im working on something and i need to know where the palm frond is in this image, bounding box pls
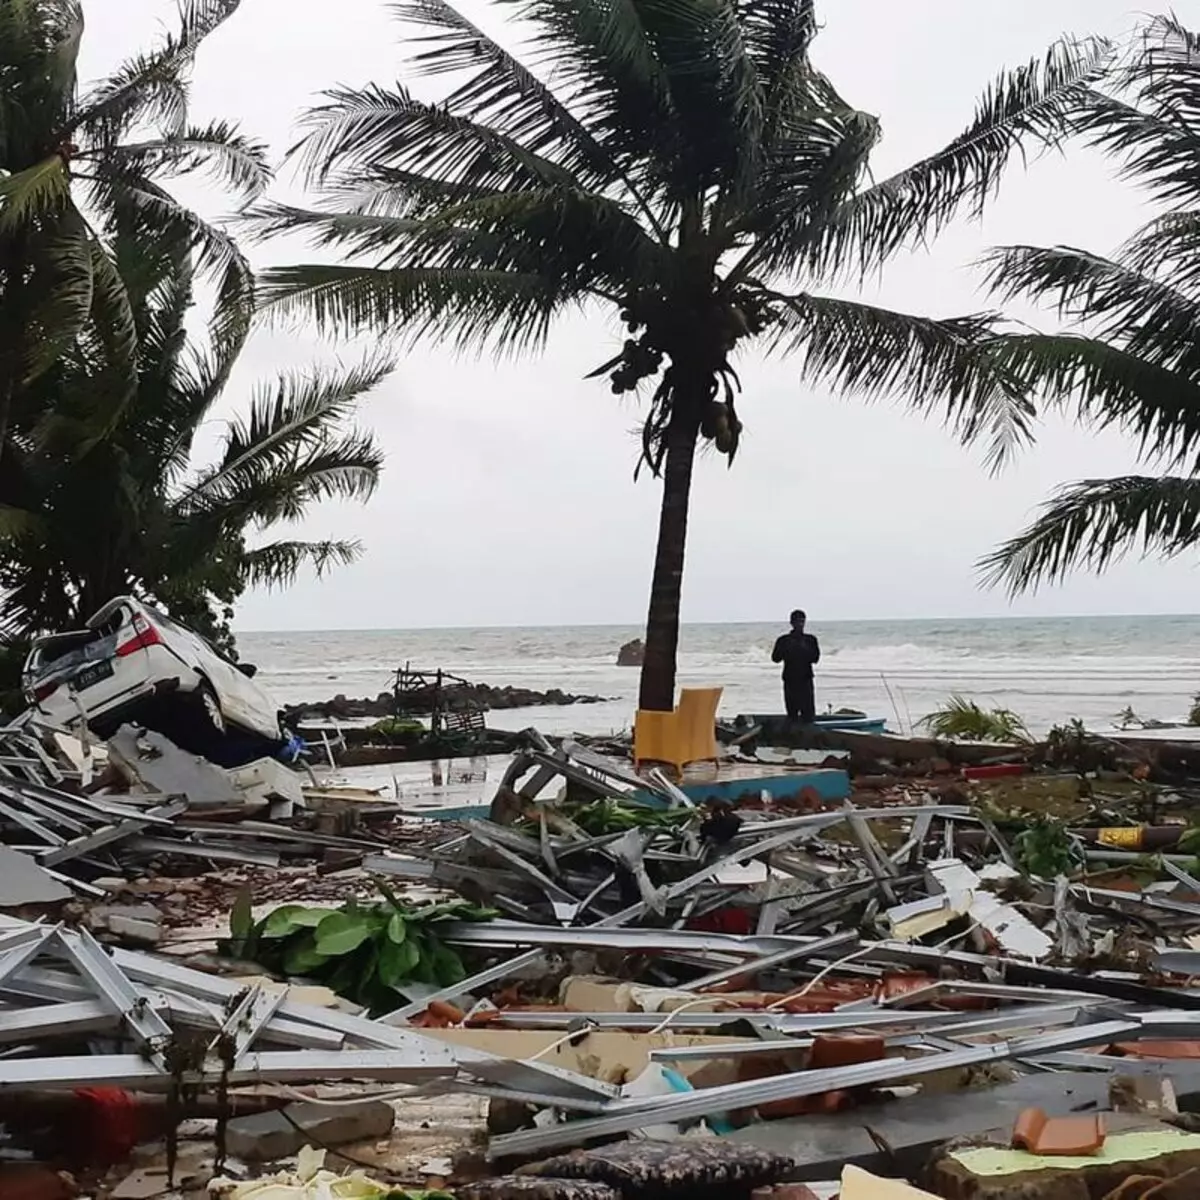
[734,105,880,279]
[741,0,817,106]
[76,0,243,141]
[182,435,383,529]
[44,0,84,96]
[84,169,254,341]
[1122,210,1200,298]
[391,0,628,192]
[1073,90,1200,210]
[91,123,272,201]
[981,243,1200,381]
[802,36,1114,278]
[316,165,503,220]
[60,239,140,446]
[179,354,393,512]
[519,0,681,186]
[987,331,1200,472]
[980,475,1200,594]
[257,263,583,354]
[767,292,1031,470]
[250,190,662,295]
[238,539,363,589]
[0,505,45,543]
[295,84,580,193]
[0,156,71,232]
[18,217,95,384]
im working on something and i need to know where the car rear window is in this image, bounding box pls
[29,608,128,677]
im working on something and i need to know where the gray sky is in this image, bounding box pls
[80,0,1199,630]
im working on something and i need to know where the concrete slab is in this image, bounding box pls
[725,1064,1200,1182]
[107,726,243,810]
[0,847,72,906]
[224,1098,395,1162]
[932,1119,1200,1199]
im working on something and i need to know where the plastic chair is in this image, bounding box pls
[633,686,723,773]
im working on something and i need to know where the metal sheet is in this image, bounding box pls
[684,930,857,991]
[487,1018,1142,1157]
[380,949,545,1025]
[0,1049,457,1090]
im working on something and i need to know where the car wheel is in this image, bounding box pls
[197,682,227,735]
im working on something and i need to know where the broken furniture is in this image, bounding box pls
[634,687,723,773]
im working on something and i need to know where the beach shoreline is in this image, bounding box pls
[240,614,1200,740]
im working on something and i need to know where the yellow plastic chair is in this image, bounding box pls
[634,686,724,773]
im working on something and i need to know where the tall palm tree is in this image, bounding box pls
[258,0,1113,711]
[0,233,391,654]
[980,15,1200,593]
[0,0,269,457]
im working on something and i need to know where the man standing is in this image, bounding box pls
[771,610,821,723]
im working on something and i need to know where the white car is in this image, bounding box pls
[23,597,286,762]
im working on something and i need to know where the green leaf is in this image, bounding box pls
[0,156,71,232]
[283,937,328,975]
[315,910,374,956]
[405,929,437,985]
[427,941,466,987]
[387,912,408,944]
[378,936,421,988]
[260,905,330,938]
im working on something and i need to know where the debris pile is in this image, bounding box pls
[0,715,411,908]
[5,724,1200,1199]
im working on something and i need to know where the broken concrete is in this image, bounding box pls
[727,1065,1200,1181]
[87,904,164,946]
[107,726,244,811]
[223,1098,395,1162]
[229,757,305,818]
[929,1119,1200,1199]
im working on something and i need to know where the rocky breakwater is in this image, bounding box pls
[286,681,610,724]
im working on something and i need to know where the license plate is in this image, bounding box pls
[73,660,114,691]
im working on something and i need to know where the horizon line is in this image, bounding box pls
[232,612,1200,636]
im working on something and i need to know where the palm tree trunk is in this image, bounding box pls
[638,408,700,712]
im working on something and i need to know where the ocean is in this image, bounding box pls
[237,615,1200,738]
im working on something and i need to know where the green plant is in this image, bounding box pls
[372,716,426,739]
[979,16,1200,595]
[540,799,694,838]
[1189,695,1200,727]
[0,0,268,463]
[221,886,495,1015]
[1042,718,1116,773]
[1013,818,1077,878]
[0,234,390,643]
[1115,706,1145,730]
[920,695,1030,742]
[258,0,1112,713]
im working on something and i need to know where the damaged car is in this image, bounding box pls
[23,597,287,767]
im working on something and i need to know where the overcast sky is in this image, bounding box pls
[80,0,1200,631]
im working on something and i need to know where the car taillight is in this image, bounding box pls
[116,614,163,656]
[31,681,60,702]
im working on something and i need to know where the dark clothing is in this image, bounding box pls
[773,631,821,722]
[784,676,816,723]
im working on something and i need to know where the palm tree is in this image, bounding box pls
[0,0,269,457]
[0,232,391,655]
[980,15,1200,593]
[257,0,1113,711]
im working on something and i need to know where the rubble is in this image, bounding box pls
[224,1098,395,1162]
[2,714,1200,1200]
